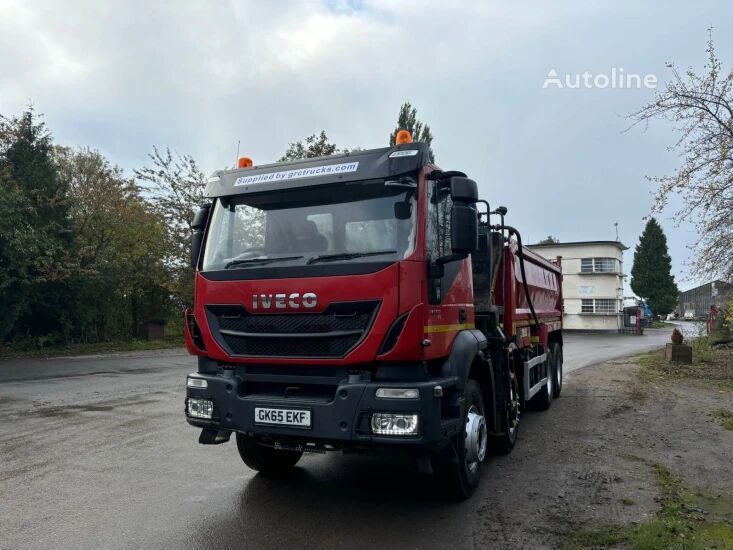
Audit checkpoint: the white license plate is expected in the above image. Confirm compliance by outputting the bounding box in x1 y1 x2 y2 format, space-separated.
254 407 311 428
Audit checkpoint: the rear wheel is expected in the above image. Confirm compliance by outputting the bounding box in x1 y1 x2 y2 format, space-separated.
435 380 487 500
491 364 520 455
552 343 563 397
236 433 303 474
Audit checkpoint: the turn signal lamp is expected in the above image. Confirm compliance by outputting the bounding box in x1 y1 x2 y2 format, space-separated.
395 130 412 145
187 377 208 389
376 388 419 399
238 157 253 169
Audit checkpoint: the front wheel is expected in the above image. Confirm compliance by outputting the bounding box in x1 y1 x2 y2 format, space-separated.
236 433 303 474
435 380 487 500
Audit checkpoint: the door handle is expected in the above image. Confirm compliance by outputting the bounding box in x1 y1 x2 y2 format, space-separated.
459 308 467 323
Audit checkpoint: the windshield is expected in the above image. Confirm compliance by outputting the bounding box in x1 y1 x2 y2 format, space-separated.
201 180 416 271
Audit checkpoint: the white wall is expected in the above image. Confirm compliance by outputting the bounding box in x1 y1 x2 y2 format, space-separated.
530 242 625 331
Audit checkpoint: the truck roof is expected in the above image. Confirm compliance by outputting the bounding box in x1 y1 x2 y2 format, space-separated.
206 142 431 198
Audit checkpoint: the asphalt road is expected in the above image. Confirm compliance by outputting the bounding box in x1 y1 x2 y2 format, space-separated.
0 327 673 549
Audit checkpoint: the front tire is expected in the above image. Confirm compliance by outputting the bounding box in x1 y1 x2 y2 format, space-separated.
236 433 303 474
435 380 487 500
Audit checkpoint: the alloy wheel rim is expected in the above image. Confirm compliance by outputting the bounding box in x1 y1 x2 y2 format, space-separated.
509 386 519 434
465 404 487 471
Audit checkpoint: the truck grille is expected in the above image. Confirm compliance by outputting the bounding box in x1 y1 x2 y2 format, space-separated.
205 301 379 358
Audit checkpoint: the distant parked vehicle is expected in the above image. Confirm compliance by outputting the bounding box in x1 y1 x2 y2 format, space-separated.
640 303 653 327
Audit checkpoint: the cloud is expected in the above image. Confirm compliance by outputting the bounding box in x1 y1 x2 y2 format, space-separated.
1 0 731 287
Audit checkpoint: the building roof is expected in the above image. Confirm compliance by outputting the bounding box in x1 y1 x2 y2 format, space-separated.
528 240 629 251
679 280 733 295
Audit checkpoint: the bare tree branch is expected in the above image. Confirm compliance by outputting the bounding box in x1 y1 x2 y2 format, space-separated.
628 29 733 281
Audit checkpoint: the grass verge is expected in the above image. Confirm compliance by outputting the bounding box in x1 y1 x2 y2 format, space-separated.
710 409 733 431
565 462 733 549
0 336 185 360
637 342 733 387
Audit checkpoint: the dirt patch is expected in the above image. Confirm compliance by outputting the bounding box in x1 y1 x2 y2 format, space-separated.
471 351 733 548
33 397 160 418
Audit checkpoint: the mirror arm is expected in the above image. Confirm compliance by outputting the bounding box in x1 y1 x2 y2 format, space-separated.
428 261 444 279
476 199 490 221
435 252 468 265
386 182 416 189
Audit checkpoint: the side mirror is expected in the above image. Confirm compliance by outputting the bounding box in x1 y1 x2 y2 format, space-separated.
450 176 478 203
451 203 478 254
394 201 412 220
192 204 210 231
191 203 212 269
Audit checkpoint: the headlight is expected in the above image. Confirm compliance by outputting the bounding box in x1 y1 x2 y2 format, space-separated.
371 413 419 436
186 398 214 419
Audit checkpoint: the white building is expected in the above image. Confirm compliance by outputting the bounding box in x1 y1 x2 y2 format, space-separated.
528 241 627 330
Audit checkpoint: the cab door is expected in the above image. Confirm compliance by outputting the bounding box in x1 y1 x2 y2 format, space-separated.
423 179 475 359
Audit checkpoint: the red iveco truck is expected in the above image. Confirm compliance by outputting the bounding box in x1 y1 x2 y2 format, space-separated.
184 131 563 498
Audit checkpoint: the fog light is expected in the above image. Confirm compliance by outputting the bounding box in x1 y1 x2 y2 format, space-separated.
187 377 208 389
376 388 419 399
186 398 213 419
371 413 419 436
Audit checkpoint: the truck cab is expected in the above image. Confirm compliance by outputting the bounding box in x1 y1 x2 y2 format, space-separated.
184 136 562 498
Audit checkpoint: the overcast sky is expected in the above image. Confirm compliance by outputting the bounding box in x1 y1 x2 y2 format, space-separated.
2 0 731 291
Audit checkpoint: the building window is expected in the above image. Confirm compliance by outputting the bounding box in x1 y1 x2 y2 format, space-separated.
595 299 617 313
582 298 618 313
581 257 617 273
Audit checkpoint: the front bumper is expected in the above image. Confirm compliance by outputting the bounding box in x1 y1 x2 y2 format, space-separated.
185 363 460 449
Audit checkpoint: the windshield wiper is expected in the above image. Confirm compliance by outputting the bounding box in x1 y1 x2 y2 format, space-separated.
306 250 397 265
224 256 303 269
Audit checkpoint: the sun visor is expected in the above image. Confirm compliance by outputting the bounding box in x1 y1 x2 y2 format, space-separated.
206 143 429 198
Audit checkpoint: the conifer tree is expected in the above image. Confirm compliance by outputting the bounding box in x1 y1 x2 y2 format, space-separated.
630 218 679 316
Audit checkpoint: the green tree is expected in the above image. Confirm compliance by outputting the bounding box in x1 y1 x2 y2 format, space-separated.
389 102 435 162
279 130 340 161
57 147 171 341
537 235 560 244
135 146 207 309
630 218 679 316
0 108 72 343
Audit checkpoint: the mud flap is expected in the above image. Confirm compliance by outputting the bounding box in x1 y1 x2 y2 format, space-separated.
524 353 548 400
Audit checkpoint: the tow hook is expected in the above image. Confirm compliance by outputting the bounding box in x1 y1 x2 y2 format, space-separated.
199 429 231 445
